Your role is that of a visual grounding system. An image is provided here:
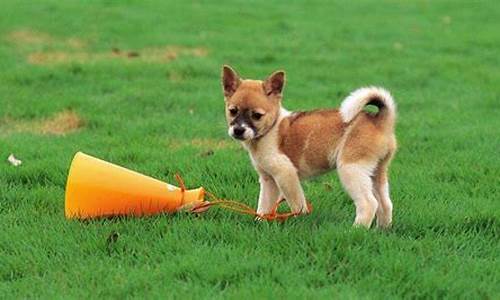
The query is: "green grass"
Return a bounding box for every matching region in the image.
[1,0,499,298]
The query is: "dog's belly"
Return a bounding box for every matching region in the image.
[279,109,346,178]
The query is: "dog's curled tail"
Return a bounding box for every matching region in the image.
[339,86,396,127]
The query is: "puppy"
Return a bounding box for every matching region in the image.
[221,65,397,228]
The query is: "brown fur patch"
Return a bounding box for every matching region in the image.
[340,113,396,164]
[279,109,346,176]
[0,110,84,136]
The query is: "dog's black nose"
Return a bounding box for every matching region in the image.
[233,127,245,137]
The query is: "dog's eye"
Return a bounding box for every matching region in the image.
[229,108,238,116]
[252,112,263,121]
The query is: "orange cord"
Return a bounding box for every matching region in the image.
[175,173,187,206]
[175,174,312,221]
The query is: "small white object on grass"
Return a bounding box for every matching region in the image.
[7,154,22,167]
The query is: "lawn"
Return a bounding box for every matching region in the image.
[0,0,499,298]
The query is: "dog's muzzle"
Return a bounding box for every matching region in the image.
[228,124,255,141]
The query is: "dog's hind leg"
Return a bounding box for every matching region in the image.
[372,152,395,228]
[337,162,378,228]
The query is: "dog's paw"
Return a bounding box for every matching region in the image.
[376,219,392,230]
[294,201,313,215]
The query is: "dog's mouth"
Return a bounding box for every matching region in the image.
[232,135,247,141]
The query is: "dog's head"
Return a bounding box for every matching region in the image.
[221,65,285,141]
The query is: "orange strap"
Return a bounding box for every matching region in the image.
[175,174,312,221]
[175,173,187,206]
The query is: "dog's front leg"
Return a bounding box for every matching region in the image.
[270,161,309,215]
[256,173,280,216]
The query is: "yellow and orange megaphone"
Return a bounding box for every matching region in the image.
[65,152,205,219]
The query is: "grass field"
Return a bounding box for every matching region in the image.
[1,1,499,298]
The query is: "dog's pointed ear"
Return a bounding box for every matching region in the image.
[222,65,241,98]
[263,70,285,98]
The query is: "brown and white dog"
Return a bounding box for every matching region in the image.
[221,65,397,228]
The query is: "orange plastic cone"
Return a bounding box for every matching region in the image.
[65,152,205,219]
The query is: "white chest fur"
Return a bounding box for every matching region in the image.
[243,109,293,176]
